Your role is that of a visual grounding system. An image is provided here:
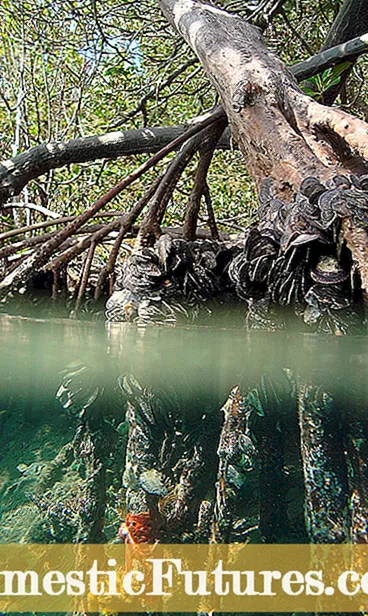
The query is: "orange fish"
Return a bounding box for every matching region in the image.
[119,512,157,544]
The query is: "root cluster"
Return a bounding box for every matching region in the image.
[2,106,368,334]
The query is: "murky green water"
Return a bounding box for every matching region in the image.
[0,314,367,616]
[0,315,367,536]
[3,313,368,386]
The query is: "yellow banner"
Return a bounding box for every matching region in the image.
[0,544,368,612]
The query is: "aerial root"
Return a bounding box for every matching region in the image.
[0,109,226,305]
[94,177,163,300]
[183,117,227,241]
[3,102,368,329]
[136,115,227,248]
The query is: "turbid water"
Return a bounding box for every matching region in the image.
[0,314,367,616]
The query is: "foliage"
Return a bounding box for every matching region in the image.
[0,0,367,233]
[301,61,352,101]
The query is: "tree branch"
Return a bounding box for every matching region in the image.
[1,34,367,206]
[319,0,368,104]
[0,108,225,297]
[295,33,368,82]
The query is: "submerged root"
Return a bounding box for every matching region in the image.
[119,370,368,545]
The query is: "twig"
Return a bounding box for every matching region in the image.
[110,58,198,128]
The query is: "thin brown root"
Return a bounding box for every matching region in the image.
[183,119,226,240]
[94,177,163,300]
[72,242,97,316]
[0,107,225,299]
[137,117,228,248]
[136,149,196,248]
[204,184,220,241]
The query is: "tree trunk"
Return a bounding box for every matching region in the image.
[158,0,368,292]
[159,0,368,193]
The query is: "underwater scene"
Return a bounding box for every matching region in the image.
[0,312,367,615]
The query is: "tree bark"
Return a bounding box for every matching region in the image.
[321,0,368,105]
[324,0,368,48]
[157,0,368,300]
[158,0,368,195]
[0,35,367,207]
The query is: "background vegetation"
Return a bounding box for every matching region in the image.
[0,0,367,233]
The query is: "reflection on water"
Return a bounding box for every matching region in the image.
[0,314,367,549]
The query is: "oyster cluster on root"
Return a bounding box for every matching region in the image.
[119,371,368,545]
[106,235,239,326]
[13,363,126,544]
[106,174,368,334]
[12,364,365,545]
[118,373,280,544]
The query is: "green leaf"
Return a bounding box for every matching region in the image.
[302,87,319,98]
[326,77,341,89]
[329,61,352,79]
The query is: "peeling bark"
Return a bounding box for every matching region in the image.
[158,0,368,195]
